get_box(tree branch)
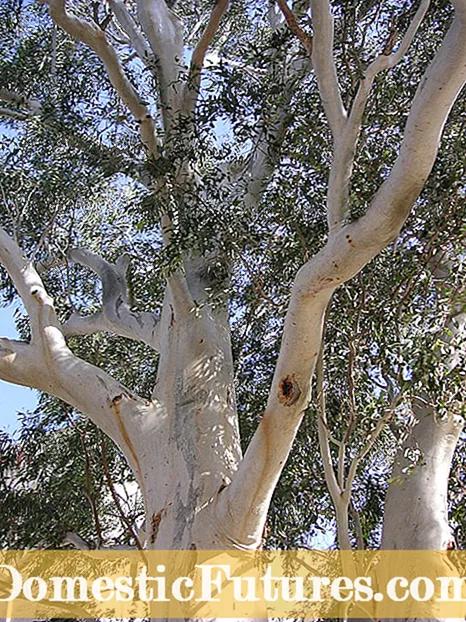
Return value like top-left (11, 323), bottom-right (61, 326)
top-left (135, 0), bottom-right (184, 131)
top-left (0, 227), bottom-right (158, 476)
top-left (316, 345), bottom-right (354, 550)
top-left (326, 0), bottom-right (431, 230)
top-left (359, 0), bottom-right (466, 242)
top-left (63, 532), bottom-right (91, 550)
top-left (310, 0), bottom-right (347, 138)
top-left (0, 107), bottom-right (31, 121)
top-left (108, 0), bottom-right (158, 80)
top-left (345, 394), bottom-right (402, 500)
top-left (64, 249), bottom-right (161, 350)
top-left (230, 42), bottom-right (312, 209)
top-left (316, 337), bottom-right (340, 502)
top-left (215, 2), bottom-right (466, 549)
top-left (183, 0), bottom-right (230, 117)
top-left (48, 0), bottom-right (161, 158)
top-left (276, 0), bottom-right (313, 55)
top-left (0, 88), bottom-right (42, 119)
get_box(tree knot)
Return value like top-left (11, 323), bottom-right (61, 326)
top-left (278, 375), bottom-right (301, 407)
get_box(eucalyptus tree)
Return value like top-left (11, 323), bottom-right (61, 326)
top-left (0, 0), bottom-right (465, 584)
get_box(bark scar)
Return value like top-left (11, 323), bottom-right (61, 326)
top-left (110, 394), bottom-right (143, 484)
top-left (150, 510), bottom-right (163, 544)
top-left (278, 375), bottom-right (301, 406)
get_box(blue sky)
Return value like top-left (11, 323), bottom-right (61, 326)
top-left (0, 307), bottom-right (38, 432)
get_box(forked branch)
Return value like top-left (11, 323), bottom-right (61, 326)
top-left (108, 0), bottom-right (158, 80)
top-left (216, 0), bottom-right (466, 550)
top-left (64, 249), bottom-right (161, 350)
top-left (47, 0), bottom-right (160, 157)
top-left (0, 227), bottom-right (155, 463)
top-left (327, 0), bottom-right (431, 230)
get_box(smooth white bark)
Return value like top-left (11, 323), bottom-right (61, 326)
top-left (382, 402), bottom-right (463, 550)
top-left (217, 2), bottom-right (466, 548)
top-left (0, 0), bottom-right (464, 577)
top-left (63, 249), bottom-right (161, 350)
top-left (48, 0), bottom-right (161, 157)
top-left (0, 226), bottom-right (160, 480)
top-left (135, 0), bottom-right (184, 130)
top-left (382, 250), bottom-right (466, 552)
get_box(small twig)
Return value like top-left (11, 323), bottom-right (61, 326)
top-left (100, 436), bottom-right (144, 552)
top-left (276, 0), bottom-right (313, 55)
top-left (345, 392), bottom-right (403, 497)
top-left (350, 500), bottom-right (365, 550)
top-left (69, 416), bottom-right (104, 548)
top-left (184, 0), bottom-right (230, 115)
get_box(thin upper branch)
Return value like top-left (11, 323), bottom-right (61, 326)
top-left (310, 0), bottom-right (347, 137)
top-left (276, 0), bottom-right (313, 55)
top-left (108, 0), bottom-right (158, 80)
top-left (344, 394), bottom-right (401, 500)
top-left (327, 0), bottom-right (431, 230)
top-left (183, 0), bottom-right (230, 117)
top-left (64, 249), bottom-right (161, 351)
top-left (48, 0), bottom-right (161, 158)
top-left (230, 35), bottom-right (313, 209)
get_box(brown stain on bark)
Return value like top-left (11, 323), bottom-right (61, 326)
top-left (150, 510), bottom-right (163, 544)
top-left (110, 395), bottom-right (143, 484)
top-left (278, 375), bottom-right (301, 406)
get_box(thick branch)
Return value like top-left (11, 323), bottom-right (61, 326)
top-left (108, 0), bottom-right (158, 80)
top-left (382, 400), bottom-right (463, 549)
top-left (383, 249), bottom-right (466, 550)
top-left (64, 249), bottom-right (161, 350)
top-left (0, 227), bottom-right (157, 476)
top-left (217, 3), bottom-right (466, 548)
top-left (48, 0), bottom-right (160, 157)
top-left (135, 0), bottom-right (184, 130)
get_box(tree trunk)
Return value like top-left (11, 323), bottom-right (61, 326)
top-left (382, 401), bottom-right (463, 551)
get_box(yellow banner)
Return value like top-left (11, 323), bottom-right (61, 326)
top-left (1, 550), bottom-right (466, 619)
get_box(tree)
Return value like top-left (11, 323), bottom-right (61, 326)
top-left (0, 0), bottom-right (465, 618)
